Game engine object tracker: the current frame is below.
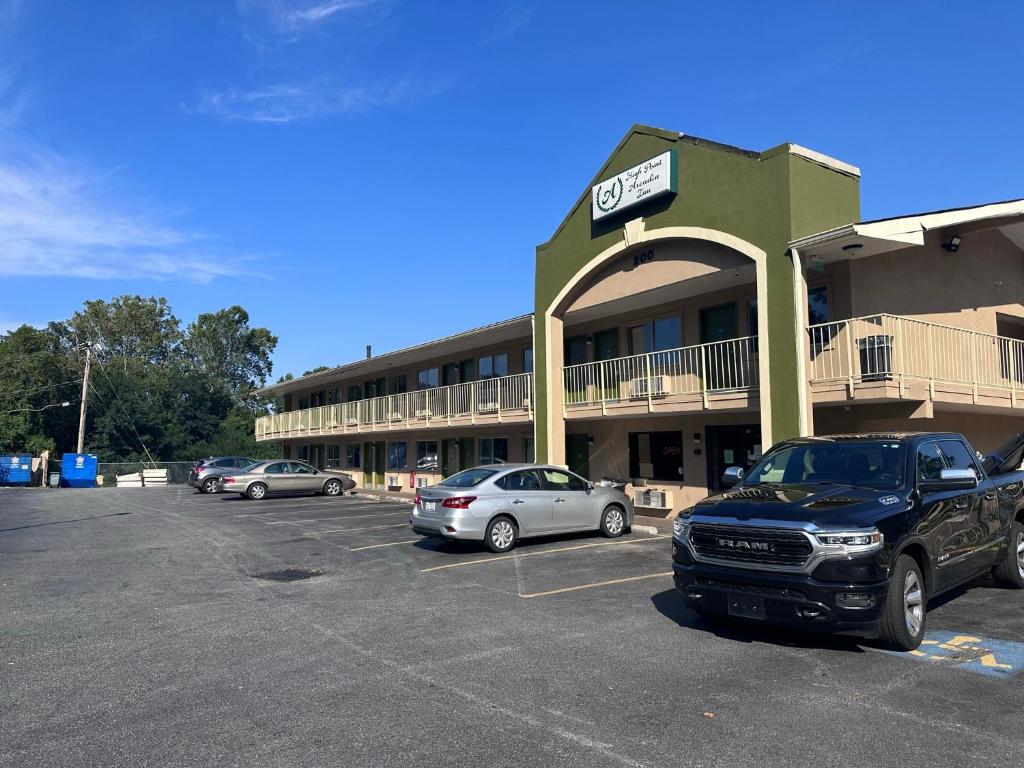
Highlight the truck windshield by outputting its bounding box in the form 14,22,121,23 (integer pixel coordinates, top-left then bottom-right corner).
744,440,906,490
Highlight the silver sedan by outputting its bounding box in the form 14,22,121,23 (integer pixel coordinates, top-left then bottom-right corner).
220,460,356,500
410,464,634,552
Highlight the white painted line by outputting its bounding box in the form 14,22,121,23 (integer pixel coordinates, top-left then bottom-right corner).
519,571,673,599
304,523,409,536
420,535,670,573
350,539,423,551
267,511,410,525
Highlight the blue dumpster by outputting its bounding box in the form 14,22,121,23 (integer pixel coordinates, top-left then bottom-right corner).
60,453,98,488
0,454,32,486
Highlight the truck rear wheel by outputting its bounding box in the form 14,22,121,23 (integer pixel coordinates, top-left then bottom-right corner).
879,554,927,651
992,520,1024,588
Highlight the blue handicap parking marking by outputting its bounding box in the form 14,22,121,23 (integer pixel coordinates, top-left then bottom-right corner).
888,631,1024,678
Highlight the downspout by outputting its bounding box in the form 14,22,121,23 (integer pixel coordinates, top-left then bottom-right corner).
790,246,812,436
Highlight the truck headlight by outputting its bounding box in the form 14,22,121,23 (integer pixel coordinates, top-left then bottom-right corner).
815,529,883,554
672,513,692,540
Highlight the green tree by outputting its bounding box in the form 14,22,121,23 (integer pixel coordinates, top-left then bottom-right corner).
183,306,277,402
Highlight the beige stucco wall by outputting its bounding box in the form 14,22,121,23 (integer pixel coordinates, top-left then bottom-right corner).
847,228,1024,332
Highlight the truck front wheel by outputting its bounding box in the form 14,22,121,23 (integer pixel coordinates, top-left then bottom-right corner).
992,520,1024,589
879,554,927,651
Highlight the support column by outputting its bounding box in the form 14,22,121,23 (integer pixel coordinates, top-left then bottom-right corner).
790,248,814,437
538,313,566,466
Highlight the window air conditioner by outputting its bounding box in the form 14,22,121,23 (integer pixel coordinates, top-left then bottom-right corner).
629,376,667,398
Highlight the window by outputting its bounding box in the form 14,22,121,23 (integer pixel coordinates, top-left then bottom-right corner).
628,316,682,354
298,396,310,410
326,445,341,468
540,468,587,492
479,353,508,379
327,388,340,405
346,444,361,469
938,440,981,478
388,375,407,395
807,285,829,325
347,384,362,402
480,437,509,465
439,468,498,488
745,440,906,490
417,367,439,390
416,440,438,471
565,335,588,365
523,348,533,374
365,378,385,398
387,441,408,470
628,431,684,481
523,436,535,464
498,470,544,491
265,462,290,474
917,443,945,482
212,458,235,468
291,462,315,474
297,445,310,461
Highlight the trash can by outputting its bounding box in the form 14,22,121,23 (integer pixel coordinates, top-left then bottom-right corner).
857,335,894,381
49,472,62,488
0,454,32,486
60,453,98,488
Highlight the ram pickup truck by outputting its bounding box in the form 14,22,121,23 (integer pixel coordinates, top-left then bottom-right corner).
672,433,1024,650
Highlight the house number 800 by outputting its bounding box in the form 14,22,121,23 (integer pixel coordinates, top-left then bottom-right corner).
633,250,654,267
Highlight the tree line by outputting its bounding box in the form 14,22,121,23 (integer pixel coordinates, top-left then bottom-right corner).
0,296,282,463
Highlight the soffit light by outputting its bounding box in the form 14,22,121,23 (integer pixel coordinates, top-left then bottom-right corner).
942,235,962,253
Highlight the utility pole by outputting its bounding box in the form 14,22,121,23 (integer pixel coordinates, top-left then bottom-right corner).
76,345,91,454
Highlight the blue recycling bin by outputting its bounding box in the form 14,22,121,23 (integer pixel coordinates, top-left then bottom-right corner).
0,454,32,486
60,453,98,488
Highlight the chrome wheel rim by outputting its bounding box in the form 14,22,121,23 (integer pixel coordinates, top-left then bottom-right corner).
203,480,217,493
492,521,514,550
326,481,340,495
1016,532,1024,579
904,570,924,637
251,485,265,499
605,508,624,535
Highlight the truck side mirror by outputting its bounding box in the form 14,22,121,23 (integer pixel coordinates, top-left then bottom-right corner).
721,466,745,488
919,468,978,493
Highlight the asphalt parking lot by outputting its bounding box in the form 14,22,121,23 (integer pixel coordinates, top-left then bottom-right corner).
2,487,1023,768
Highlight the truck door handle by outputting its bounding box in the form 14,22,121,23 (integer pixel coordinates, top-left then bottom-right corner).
953,501,968,510
984,493,997,501
512,499,525,505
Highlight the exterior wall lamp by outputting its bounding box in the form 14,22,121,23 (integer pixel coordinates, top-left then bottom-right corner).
942,235,962,253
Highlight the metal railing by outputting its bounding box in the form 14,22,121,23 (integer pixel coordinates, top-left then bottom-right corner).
256,372,534,440
563,336,759,411
807,314,1024,400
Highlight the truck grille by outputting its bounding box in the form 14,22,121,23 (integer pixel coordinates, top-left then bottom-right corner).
689,523,813,567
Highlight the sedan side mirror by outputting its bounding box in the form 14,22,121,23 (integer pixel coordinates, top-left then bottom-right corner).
919,467,978,493
721,466,745,488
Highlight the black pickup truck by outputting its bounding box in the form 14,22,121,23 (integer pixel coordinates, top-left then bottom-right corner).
672,433,1024,650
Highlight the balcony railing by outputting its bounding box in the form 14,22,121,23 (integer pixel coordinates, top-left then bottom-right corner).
808,314,1024,399
257,373,534,440
563,336,759,412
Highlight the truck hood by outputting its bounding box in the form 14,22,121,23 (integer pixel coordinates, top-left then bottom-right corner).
690,483,908,528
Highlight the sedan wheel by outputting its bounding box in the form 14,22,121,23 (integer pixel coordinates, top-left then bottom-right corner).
247,483,268,501
202,478,219,494
486,517,516,553
600,506,625,538
323,479,342,497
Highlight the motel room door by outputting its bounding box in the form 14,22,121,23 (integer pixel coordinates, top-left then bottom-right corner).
705,425,761,493
363,441,386,489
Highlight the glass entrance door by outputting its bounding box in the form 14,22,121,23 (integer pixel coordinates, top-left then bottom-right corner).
704,425,761,492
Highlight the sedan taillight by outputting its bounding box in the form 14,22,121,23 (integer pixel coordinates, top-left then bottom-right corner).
442,496,476,509
222,476,235,484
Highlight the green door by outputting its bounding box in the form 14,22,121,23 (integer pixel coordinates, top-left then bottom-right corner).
363,441,386,489
459,437,475,471
442,439,457,478
594,328,619,400
565,434,590,479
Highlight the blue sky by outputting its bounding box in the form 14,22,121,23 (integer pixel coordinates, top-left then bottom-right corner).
2,0,1023,380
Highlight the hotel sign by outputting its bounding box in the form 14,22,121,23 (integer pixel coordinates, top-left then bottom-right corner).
591,150,677,222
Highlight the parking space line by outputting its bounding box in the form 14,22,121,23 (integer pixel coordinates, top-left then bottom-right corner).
350,539,423,551
518,571,673,599
304,523,409,535
267,512,409,525
419,535,670,573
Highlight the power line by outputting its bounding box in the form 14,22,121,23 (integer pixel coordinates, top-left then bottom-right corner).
0,400,73,415
0,379,84,398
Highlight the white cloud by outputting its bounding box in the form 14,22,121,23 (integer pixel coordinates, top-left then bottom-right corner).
236,0,380,37
0,141,264,283
193,75,445,123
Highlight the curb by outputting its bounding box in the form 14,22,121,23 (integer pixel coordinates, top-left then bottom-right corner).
632,524,661,535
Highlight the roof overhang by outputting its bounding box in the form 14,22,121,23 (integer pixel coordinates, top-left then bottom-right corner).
790,199,1024,263
259,314,533,398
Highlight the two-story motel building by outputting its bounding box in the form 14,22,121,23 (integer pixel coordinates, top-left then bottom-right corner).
257,125,1024,515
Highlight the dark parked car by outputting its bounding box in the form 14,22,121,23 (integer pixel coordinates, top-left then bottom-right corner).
672,433,1024,650
189,456,256,494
